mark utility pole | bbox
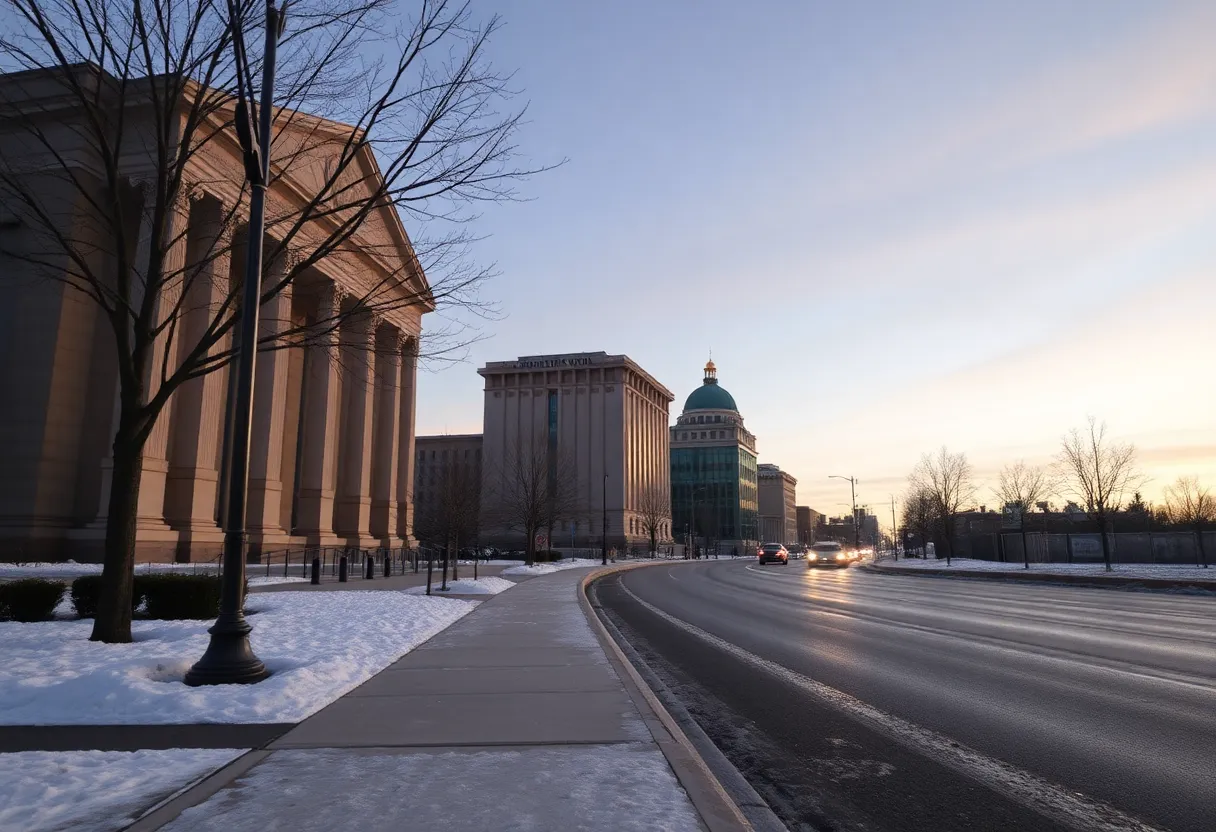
[830,475,859,552]
[890,495,898,560]
[187,0,287,686]
[601,472,608,566]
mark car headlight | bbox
[836,553,847,560]
[809,553,818,561]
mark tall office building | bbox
[758,464,798,545]
[478,352,673,549]
[670,360,759,554]
[413,434,482,546]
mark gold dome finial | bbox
[704,355,717,382]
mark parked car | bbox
[808,541,850,567]
[757,543,789,565]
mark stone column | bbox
[334,312,377,539]
[246,254,295,540]
[369,327,403,542]
[294,281,344,541]
[165,203,231,537]
[394,335,419,544]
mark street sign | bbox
[1002,505,1023,530]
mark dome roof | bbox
[683,358,738,412]
[684,383,738,412]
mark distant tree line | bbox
[902,417,1212,571]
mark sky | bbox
[414,0,1216,526]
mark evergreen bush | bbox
[0,578,66,622]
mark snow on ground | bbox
[162,744,701,832]
[879,558,1216,582]
[247,575,310,587]
[0,748,242,832]
[0,561,226,580]
[0,591,475,725]
[405,576,516,595]
[500,558,605,576]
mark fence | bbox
[956,531,1216,566]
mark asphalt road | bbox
[592,559,1216,832]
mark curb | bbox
[578,562,755,832]
[863,563,1216,591]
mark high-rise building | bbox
[413,435,482,547]
[670,361,759,555]
[796,505,823,544]
[478,352,672,549]
[758,464,798,545]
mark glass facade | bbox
[671,445,758,548]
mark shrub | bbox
[71,575,143,619]
[0,578,66,622]
[136,574,223,620]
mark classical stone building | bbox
[670,360,759,555]
[478,352,672,550]
[0,67,426,561]
[758,464,798,546]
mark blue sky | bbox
[415,0,1216,520]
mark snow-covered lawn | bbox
[879,558,1216,582]
[0,748,242,832]
[247,575,310,587]
[404,576,516,595]
[0,590,475,725]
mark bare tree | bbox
[1163,476,1213,568]
[414,458,479,582]
[993,461,1055,568]
[483,436,578,567]
[636,483,670,555]
[909,446,975,564]
[0,0,552,641]
[1055,417,1143,572]
[901,486,935,558]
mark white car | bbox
[808,541,851,568]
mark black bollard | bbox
[366,555,375,580]
[339,555,348,583]
[311,557,321,585]
[384,555,391,578]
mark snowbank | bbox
[878,558,1216,582]
[0,591,475,725]
[405,577,516,595]
[500,558,603,576]
[0,748,242,832]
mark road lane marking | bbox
[618,581,1166,832]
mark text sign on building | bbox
[513,353,602,369]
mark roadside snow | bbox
[879,558,1216,582]
[500,558,603,576]
[405,576,516,595]
[247,576,310,587]
[0,748,242,832]
[0,591,475,725]
[162,744,701,832]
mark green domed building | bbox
[670,360,759,554]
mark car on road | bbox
[786,544,807,560]
[757,543,789,565]
[808,541,850,567]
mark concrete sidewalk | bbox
[131,567,732,831]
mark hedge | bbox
[137,574,224,620]
[0,578,66,622]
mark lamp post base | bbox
[184,615,270,686]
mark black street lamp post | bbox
[186,1,287,686]
[601,473,608,566]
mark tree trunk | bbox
[524,522,535,567]
[1196,526,1207,568]
[650,529,656,555]
[90,431,145,643]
